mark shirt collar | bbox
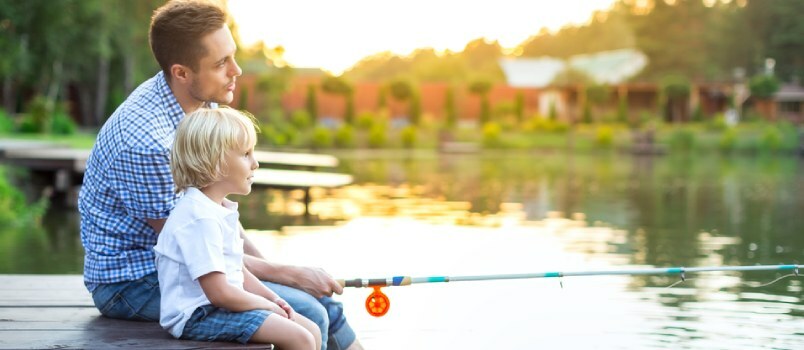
[184,187,239,219]
[155,71,187,130]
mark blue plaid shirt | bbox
[79,71,185,291]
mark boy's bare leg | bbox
[251,313,317,350]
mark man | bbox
[78,1,361,349]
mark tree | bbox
[305,84,317,124]
[469,80,492,125]
[321,75,354,124]
[445,86,457,128]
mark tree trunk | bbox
[46,60,63,113]
[2,77,14,114]
[94,55,110,126]
[123,54,135,95]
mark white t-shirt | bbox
[153,187,245,338]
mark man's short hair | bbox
[149,0,228,79]
[171,107,259,193]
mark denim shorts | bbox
[91,272,160,321]
[180,304,272,344]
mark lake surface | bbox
[1,151,803,349]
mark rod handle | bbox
[336,279,365,288]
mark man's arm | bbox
[239,223,343,298]
[146,218,167,234]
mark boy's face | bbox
[217,143,259,196]
[187,25,242,104]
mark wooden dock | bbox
[0,143,353,213]
[0,274,271,349]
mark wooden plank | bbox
[0,276,272,349]
[254,151,338,168]
[252,169,353,190]
[2,148,89,172]
[0,140,63,156]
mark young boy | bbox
[154,107,321,349]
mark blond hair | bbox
[171,107,259,193]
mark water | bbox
[1,151,803,349]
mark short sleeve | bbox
[112,147,176,219]
[173,218,227,280]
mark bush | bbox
[707,113,728,131]
[400,126,417,149]
[334,124,356,148]
[51,111,77,135]
[595,125,614,148]
[0,109,14,133]
[669,127,696,153]
[356,112,375,130]
[290,110,312,130]
[310,126,332,148]
[759,126,782,153]
[482,122,502,148]
[719,128,737,153]
[367,124,387,148]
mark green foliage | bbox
[344,93,355,125]
[409,93,422,126]
[481,122,502,148]
[388,79,413,101]
[0,167,48,227]
[661,75,691,99]
[23,96,51,133]
[334,124,356,148]
[367,124,388,148]
[468,79,492,95]
[691,105,704,123]
[51,110,77,135]
[707,113,728,131]
[668,127,696,153]
[305,84,317,124]
[400,126,417,148]
[719,128,737,153]
[238,87,249,111]
[548,102,558,122]
[582,102,592,124]
[310,126,332,149]
[759,125,782,152]
[594,125,614,148]
[290,110,312,130]
[479,96,491,125]
[617,94,628,124]
[514,92,525,124]
[748,75,780,99]
[585,85,610,105]
[356,112,376,130]
[445,87,457,128]
[0,110,14,133]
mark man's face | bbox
[188,25,242,104]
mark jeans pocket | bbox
[97,290,158,322]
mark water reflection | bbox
[2,152,803,348]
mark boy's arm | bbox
[240,223,343,298]
[198,271,288,317]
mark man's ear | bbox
[170,64,190,83]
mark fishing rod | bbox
[336,264,802,317]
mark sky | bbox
[227,0,617,75]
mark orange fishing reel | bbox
[365,287,390,317]
[338,276,411,317]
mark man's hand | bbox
[290,266,344,298]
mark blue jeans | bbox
[262,281,356,350]
[91,272,356,350]
[91,273,160,321]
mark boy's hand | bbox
[274,298,295,318]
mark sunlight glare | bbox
[227,0,617,74]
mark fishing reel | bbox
[338,277,412,317]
